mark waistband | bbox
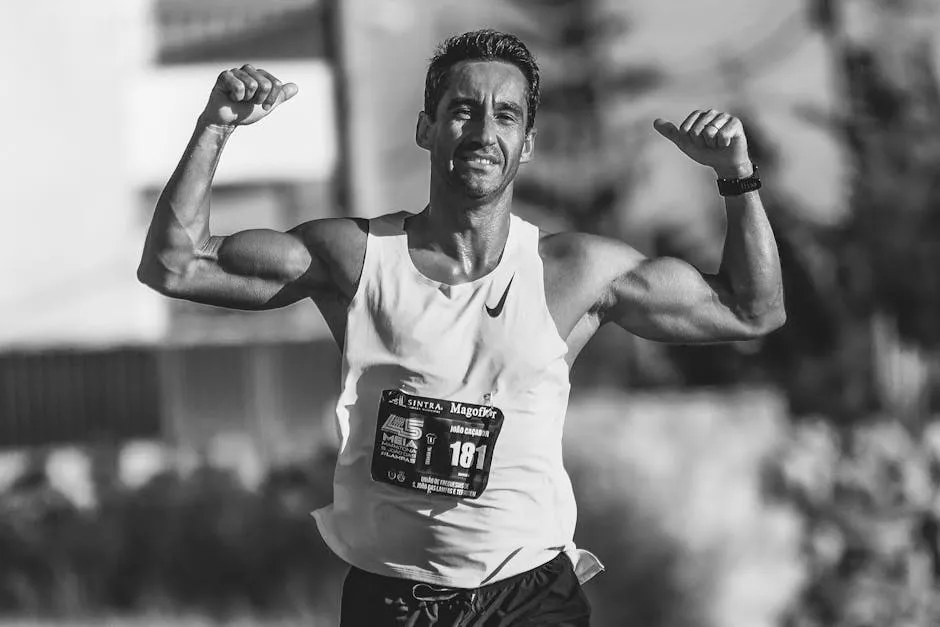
[348,551,571,601]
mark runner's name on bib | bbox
[370,389,504,499]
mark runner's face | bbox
[419,61,534,201]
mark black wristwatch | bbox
[716,164,761,196]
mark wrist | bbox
[196,116,236,137]
[716,163,761,197]
[714,162,754,179]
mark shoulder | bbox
[291,216,369,257]
[289,217,369,297]
[538,231,646,279]
[537,230,650,318]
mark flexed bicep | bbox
[152,228,324,310]
[605,256,765,344]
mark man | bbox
[139,29,784,627]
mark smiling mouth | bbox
[457,154,500,166]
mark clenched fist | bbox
[199,64,299,129]
[653,110,752,178]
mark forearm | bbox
[715,165,785,329]
[138,120,234,285]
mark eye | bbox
[453,107,472,120]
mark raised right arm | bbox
[137,65,344,310]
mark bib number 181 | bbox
[449,441,487,470]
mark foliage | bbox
[835,38,940,349]
[770,418,940,627]
[0,452,345,620]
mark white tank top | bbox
[312,211,603,588]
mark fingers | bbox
[217,70,246,101]
[259,71,282,109]
[713,115,740,148]
[658,109,743,150]
[241,65,273,106]
[683,109,719,150]
[698,112,732,148]
[257,71,299,109]
[216,65,298,110]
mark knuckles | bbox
[212,65,287,109]
[219,66,281,92]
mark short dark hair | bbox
[424,29,541,133]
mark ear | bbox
[416,111,433,151]
[519,127,537,164]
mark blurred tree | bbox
[811,0,940,420]
[664,0,940,421]
[509,0,661,234]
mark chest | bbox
[333,261,606,375]
[345,247,573,402]
[371,272,551,367]
[401,246,604,342]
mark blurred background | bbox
[1,0,939,625]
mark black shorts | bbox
[339,552,591,626]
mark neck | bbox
[408,184,514,279]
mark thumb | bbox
[280,82,299,103]
[653,118,680,143]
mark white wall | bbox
[0,0,163,349]
[0,2,337,350]
[128,61,336,187]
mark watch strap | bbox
[717,164,761,196]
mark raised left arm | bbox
[605,110,785,343]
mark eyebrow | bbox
[448,97,525,118]
[497,102,525,117]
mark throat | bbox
[408,246,504,284]
[405,209,512,285]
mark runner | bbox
[139,29,784,627]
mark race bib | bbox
[370,389,504,499]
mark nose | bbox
[481,113,498,146]
[468,112,498,147]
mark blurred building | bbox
[0,0,342,454]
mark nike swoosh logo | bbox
[485,275,514,318]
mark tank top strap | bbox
[368,211,409,238]
[360,212,410,282]
[509,213,541,257]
